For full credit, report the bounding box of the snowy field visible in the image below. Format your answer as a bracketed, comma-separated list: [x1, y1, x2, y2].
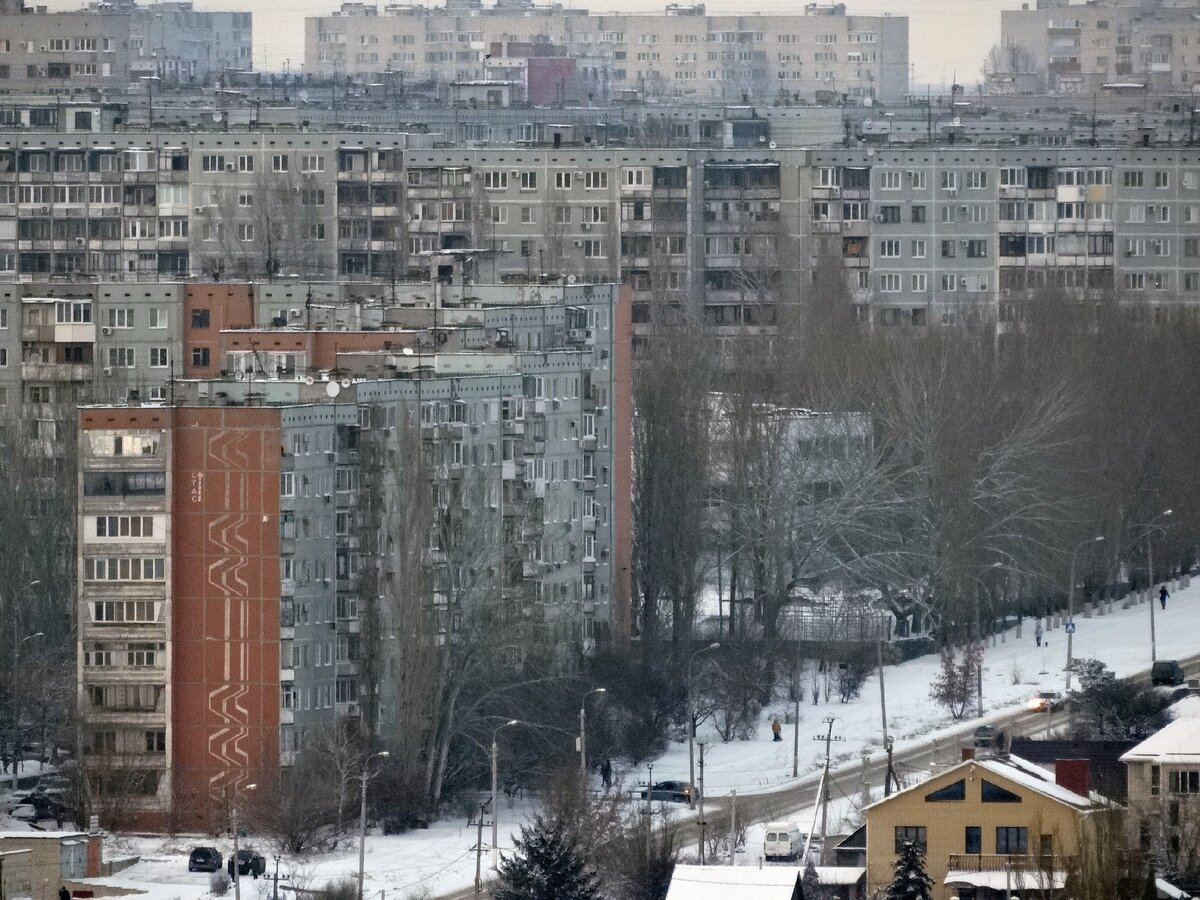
[6, 580, 1196, 900]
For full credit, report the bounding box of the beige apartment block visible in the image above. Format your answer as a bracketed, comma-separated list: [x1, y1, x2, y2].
[304, 1, 908, 104]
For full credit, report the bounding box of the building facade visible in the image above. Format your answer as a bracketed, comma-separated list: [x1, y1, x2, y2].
[75, 281, 631, 829]
[1001, 0, 1200, 95]
[5, 136, 1200, 340]
[304, 1, 908, 105]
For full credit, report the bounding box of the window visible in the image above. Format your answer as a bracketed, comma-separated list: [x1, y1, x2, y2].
[201, 154, 225, 172]
[967, 171, 988, 189]
[941, 240, 956, 259]
[310, 223, 326, 240]
[191, 308, 210, 329]
[878, 206, 900, 224]
[895, 826, 927, 853]
[520, 171, 537, 190]
[56, 300, 92, 324]
[996, 827, 1028, 854]
[878, 273, 901, 292]
[585, 171, 608, 189]
[272, 154, 289, 172]
[1123, 170, 1144, 188]
[95, 515, 154, 538]
[1168, 770, 1200, 794]
[238, 192, 254, 208]
[84, 558, 165, 582]
[941, 171, 958, 191]
[912, 205, 927, 223]
[879, 240, 900, 258]
[281, 472, 295, 497]
[1155, 171, 1170, 189]
[982, 780, 1022, 803]
[965, 826, 982, 854]
[925, 779, 966, 802]
[149, 348, 168, 368]
[237, 154, 254, 173]
[966, 239, 988, 258]
[191, 347, 210, 367]
[301, 154, 325, 173]
[107, 347, 135, 368]
[911, 274, 927, 292]
[583, 240, 604, 258]
[145, 730, 166, 753]
[484, 171, 508, 190]
[238, 223, 254, 242]
[555, 172, 572, 190]
[911, 240, 926, 258]
[880, 170, 902, 190]
[106, 308, 134, 329]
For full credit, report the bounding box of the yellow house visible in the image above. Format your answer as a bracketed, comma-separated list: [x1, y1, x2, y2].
[864, 753, 1102, 900]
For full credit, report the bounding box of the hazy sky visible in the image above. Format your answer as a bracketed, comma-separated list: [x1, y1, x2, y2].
[43, 0, 1023, 87]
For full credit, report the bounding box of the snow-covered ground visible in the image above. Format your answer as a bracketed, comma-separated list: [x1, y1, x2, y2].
[5, 580, 1195, 900]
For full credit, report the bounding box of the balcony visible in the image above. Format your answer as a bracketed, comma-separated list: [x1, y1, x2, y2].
[22, 362, 92, 382]
[946, 854, 1072, 892]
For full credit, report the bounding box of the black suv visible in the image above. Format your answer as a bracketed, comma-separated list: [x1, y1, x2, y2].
[639, 781, 699, 804]
[228, 849, 266, 879]
[188, 847, 223, 873]
[1151, 660, 1186, 687]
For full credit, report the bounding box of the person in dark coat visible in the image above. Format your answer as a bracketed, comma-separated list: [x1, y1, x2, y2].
[600, 758, 612, 789]
[1159, 585, 1170, 610]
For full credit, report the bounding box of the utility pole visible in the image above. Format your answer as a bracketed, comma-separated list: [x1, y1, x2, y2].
[728, 789, 737, 865]
[697, 743, 707, 865]
[877, 616, 889, 746]
[272, 856, 281, 900]
[472, 801, 486, 898]
[802, 716, 842, 862]
[793, 616, 801, 778]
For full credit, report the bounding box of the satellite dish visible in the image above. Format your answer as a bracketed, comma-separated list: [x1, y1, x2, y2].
[768, 141, 777, 150]
[325, 381, 341, 399]
[304, 376, 315, 385]
[233, 370, 245, 381]
[212, 111, 224, 123]
[339, 378, 352, 389]
[298, 89, 309, 102]
[566, 274, 577, 285]
[402, 347, 415, 356]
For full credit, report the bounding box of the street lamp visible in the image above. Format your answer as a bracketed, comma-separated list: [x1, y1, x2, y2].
[357, 751, 390, 900]
[976, 563, 1002, 719]
[578, 687, 606, 790]
[1064, 535, 1105, 691]
[687, 643, 720, 810]
[231, 782, 258, 900]
[1144, 509, 1173, 664]
[492, 720, 520, 870]
[9, 579, 42, 791]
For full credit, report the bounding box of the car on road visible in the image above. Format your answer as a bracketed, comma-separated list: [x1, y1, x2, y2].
[638, 781, 699, 804]
[1027, 690, 1063, 712]
[188, 847, 223, 873]
[227, 849, 265, 879]
[1151, 660, 1186, 687]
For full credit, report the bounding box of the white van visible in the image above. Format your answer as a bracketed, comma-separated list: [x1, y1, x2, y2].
[764, 822, 806, 861]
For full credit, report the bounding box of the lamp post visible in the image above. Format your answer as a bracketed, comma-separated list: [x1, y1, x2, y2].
[976, 564, 1001, 719]
[231, 782, 258, 900]
[687, 643, 720, 810]
[492, 720, 520, 870]
[578, 687, 606, 790]
[1144, 509, 1173, 664]
[357, 751, 390, 900]
[1064, 535, 1105, 691]
[9, 579, 42, 791]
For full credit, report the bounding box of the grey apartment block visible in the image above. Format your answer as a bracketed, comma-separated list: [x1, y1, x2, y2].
[0, 6, 131, 93]
[129, 2, 252, 84]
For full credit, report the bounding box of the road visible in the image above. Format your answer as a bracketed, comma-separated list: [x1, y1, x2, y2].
[437, 651, 1200, 899]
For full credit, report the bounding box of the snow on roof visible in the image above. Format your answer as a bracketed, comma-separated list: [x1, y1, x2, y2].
[666, 864, 800, 900]
[0, 832, 87, 841]
[1121, 716, 1200, 766]
[864, 753, 1098, 813]
[814, 866, 866, 886]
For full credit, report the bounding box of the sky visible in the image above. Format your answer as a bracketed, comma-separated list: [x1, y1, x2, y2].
[42, 0, 1025, 87]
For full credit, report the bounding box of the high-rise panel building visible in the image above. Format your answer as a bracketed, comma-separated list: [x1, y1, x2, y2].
[304, 2, 909, 105]
[75, 281, 632, 830]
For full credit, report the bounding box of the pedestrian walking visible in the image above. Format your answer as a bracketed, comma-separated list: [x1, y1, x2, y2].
[600, 758, 612, 790]
[1159, 584, 1169, 610]
[1034, 621, 1043, 648]
[59, 887, 70, 900]
[771, 718, 782, 742]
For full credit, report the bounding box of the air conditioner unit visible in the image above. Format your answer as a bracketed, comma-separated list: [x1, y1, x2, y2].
[960, 240, 969, 247]
[874, 214, 884, 222]
[946, 188, 958, 197]
[74, 237, 85, 246]
[580, 222, 591, 231]
[101, 325, 113, 335]
[288, 308, 302, 319]
[102, 366, 113, 376]
[225, 163, 236, 172]
[40, 206, 49, 214]
[841, 220, 851, 229]
[193, 206, 205, 214]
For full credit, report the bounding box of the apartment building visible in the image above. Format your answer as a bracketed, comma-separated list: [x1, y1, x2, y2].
[76, 281, 631, 829]
[0, 2, 131, 92]
[126, 2, 253, 83]
[1001, 0, 1200, 94]
[304, 1, 908, 105]
[7, 136, 1200, 338]
[1121, 713, 1200, 880]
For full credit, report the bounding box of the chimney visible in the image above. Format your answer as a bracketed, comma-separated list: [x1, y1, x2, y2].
[86, 815, 104, 878]
[961, 747, 975, 761]
[1055, 759, 1090, 799]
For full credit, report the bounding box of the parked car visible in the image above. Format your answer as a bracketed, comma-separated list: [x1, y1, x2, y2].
[638, 781, 699, 804]
[1152, 660, 1186, 687]
[188, 847, 223, 873]
[1027, 690, 1062, 712]
[227, 849, 265, 879]
[972, 725, 1006, 749]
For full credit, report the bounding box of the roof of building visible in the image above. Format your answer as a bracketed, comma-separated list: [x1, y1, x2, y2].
[665, 864, 800, 900]
[863, 753, 1099, 813]
[0, 832, 87, 840]
[1121, 715, 1200, 766]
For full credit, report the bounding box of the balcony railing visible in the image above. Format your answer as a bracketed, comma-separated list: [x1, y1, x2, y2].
[948, 854, 1075, 873]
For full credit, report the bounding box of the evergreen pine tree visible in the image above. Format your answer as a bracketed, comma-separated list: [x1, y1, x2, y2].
[495, 814, 601, 900]
[801, 858, 826, 900]
[885, 841, 933, 900]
